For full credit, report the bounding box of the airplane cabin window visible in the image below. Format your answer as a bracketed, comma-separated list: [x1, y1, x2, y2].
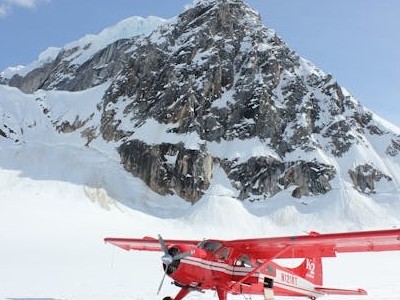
[215, 247, 230, 261]
[235, 255, 252, 267]
[198, 240, 223, 252]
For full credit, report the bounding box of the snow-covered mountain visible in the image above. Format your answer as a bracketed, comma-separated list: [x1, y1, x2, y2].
[1, 0, 400, 298]
[1, 0, 400, 220]
[1, 16, 166, 92]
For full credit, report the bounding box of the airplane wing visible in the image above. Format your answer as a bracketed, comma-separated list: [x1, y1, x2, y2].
[105, 228, 400, 259]
[216, 228, 400, 259]
[104, 236, 200, 251]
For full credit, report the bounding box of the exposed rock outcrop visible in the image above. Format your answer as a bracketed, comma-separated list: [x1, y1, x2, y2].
[8, 39, 132, 93]
[349, 164, 392, 194]
[386, 139, 400, 156]
[5, 17, 166, 93]
[118, 140, 213, 203]
[221, 157, 335, 199]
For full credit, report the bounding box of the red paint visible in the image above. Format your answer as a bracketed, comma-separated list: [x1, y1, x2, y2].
[105, 228, 400, 300]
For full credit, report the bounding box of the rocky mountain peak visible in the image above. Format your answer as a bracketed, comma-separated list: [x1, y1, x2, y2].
[96, 0, 399, 203]
[101, 0, 291, 142]
[1, 0, 400, 206]
[181, 0, 261, 27]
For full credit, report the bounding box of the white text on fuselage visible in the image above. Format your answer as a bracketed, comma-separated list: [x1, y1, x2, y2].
[280, 273, 298, 286]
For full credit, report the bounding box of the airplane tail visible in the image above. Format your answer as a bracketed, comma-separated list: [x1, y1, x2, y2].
[291, 257, 323, 286]
[290, 257, 368, 297]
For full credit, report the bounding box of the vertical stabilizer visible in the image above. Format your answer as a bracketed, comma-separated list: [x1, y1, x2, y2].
[291, 257, 323, 286]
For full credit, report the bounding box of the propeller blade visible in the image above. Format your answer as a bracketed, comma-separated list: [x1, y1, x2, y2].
[157, 269, 168, 295]
[158, 234, 169, 255]
[173, 250, 194, 261]
[157, 234, 172, 295]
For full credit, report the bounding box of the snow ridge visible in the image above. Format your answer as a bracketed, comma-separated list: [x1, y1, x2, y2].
[1, 16, 166, 79]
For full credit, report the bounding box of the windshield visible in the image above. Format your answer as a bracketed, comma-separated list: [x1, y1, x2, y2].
[198, 240, 222, 252]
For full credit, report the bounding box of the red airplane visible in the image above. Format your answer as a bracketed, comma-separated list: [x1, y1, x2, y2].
[105, 228, 400, 300]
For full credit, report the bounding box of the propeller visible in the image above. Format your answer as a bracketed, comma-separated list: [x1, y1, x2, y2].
[157, 267, 169, 295]
[157, 234, 193, 295]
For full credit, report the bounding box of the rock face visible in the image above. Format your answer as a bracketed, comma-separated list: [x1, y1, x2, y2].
[7, 40, 134, 93]
[386, 139, 400, 156]
[221, 157, 336, 199]
[349, 164, 392, 194]
[4, 16, 166, 93]
[99, 0, 391, 202]
[2, 0, 400, 204]
[119, 140, 213, 203]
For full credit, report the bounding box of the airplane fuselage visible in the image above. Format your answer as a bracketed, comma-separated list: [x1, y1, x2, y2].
[105, 228, 400, 300]
[168, 244, 323, 299]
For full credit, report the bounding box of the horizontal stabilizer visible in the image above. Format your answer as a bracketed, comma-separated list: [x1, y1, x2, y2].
[315, 286, 367, 296]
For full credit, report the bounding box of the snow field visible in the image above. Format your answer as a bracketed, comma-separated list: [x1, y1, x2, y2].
[1, 141, 400, 299]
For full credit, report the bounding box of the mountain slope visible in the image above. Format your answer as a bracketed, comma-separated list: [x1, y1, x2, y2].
[1, 0, 400, 211]
[1, 0, 400, 298]
[1, 16, 166, 93]
[98, 0, 400, 204]
[1, 155, 399, 299]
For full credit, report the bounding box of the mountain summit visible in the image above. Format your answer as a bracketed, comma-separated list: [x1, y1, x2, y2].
[1, 0, 400, 219]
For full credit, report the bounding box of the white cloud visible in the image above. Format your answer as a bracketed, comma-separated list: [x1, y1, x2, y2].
[5, 0, 37, 8]
[0, 4, 10, 17]
[0, 0, 49, 17]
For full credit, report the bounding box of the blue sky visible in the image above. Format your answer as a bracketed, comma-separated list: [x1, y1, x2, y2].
[1, 0, 399, 126]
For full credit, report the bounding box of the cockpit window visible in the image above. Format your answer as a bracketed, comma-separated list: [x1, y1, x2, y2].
[215, 247, 231, 261]
[235, 255, 252, 267]
[198, 240, 223, 252]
